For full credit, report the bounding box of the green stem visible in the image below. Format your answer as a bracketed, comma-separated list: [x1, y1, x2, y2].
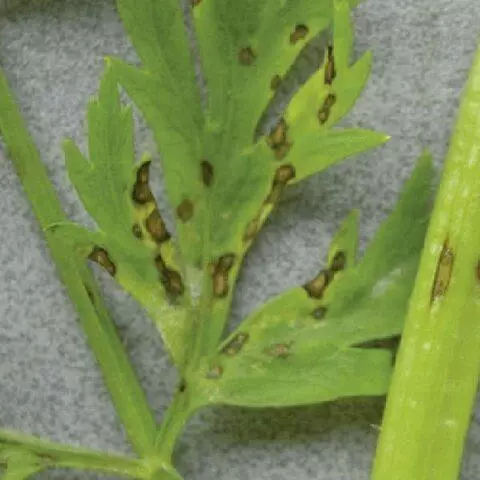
[0, 68, 157, 457]
[155, 389, 196, 460]
[0, 429, 148, 478]
[372, 42, 480, 480]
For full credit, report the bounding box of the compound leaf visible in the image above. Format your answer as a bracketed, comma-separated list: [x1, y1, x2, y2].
[190, 153, 434, 408]
[57, 66, 191, 368]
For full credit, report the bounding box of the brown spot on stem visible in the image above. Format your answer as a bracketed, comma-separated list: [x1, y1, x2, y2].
[192, 0, 202, 6]
[431, 242, 455, 303]
[88, 246, 116, 276]
[270, 74, 281, 90]
[290, 24, 309, 44]
[201, 160, 214, 187]
[303, 270, 333, 299]
[222, 332, 249, 356]
[145, 209, 170, 243]
[238, 46, 256, 65]
[330, 251, 346, 272]
[176, 199, 194, 223]
[324, 45, 336, 85]
[317, 93, 337, 125]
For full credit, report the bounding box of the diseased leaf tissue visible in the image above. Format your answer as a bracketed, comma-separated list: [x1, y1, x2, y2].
[48, 0, 432, 408]
[0, 0, 438, 478]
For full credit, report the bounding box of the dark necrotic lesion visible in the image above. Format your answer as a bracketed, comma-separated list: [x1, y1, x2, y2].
[303, 269, 333, 299]
[290, 24, 309, 45]
[317, 93, 336, 124]
[265, 164, 296, 204]
[238, 46, 256, 66]
[221, 332, 249, 356]
[200, 160, 214, 187]
[132, 161, 154, 205]
[145, 209, 171, 243]
[324, 45, 336, 85]
[211, 253, 236, 298]
[176, 199, 194, 223]
[155, 254, 185, 298]
[266, 118, 292, 160]
[88, 246, 117, 277]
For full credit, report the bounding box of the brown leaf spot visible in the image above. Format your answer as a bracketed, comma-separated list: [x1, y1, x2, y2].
[265, 164, 296, 203]
[324, 45, 336, 85]
[155, 254, 185, 298]
[222, 332, 249, 356]
[176, 199, 194, 223]
[330, 251, 346, 272]
[217, 253, 236, 272]
[317, 93, 337, 125]
[132, 182, 154, 205]
[132, 223, 143, 239]
[206, 365, 223, 379]
[88, 246, 116, 276]
[264, 341, 293, 359]
[274, 164, 296, 184]
[145, 209, 171, 243]
[270, 74, 281, 90]
[136, 161, 151, 184]
[267, 118, 287, 149]
[311, 306, 327, 320]
[213, 272, 229, 298]
[273, 141, 292, 160]
[290, 24, 309, 45]
[201, 160, 214, 187]
[303, 270, 333, 299]
[238, 46, 256, 66]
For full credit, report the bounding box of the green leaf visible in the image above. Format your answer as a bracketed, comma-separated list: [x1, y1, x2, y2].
[107, 0, 388, 361]
[190, 153, 434, 408]
[59, 66, 191, 368]
[327, 208, 359, 269]
[287, 128, 390, 184]
[110, 0, 204, 264]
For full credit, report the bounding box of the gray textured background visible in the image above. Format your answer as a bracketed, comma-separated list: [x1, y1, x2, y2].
[0, 0, 479, 479]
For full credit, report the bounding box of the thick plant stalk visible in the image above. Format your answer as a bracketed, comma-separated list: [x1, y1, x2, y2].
[0, 69, 158, 460]
[372, 42, 480, 480]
